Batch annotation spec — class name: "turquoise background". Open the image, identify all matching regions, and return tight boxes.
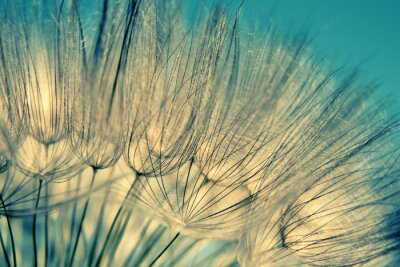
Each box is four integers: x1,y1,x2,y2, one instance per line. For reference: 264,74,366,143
188,0,400,97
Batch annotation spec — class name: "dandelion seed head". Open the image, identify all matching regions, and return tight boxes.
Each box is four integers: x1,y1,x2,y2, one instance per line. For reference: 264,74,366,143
13,136,83,180
0,0,399,266
237,105,400,265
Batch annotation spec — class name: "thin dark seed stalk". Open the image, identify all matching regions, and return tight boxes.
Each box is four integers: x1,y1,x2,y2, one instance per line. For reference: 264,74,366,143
164,240,198,267
0,195,17,267
0,229,11,267
148,233,180,267
94,175,137,267
87,167,117,266
123,219,151,266
65,172,83,265
93,204,125,266
132,227,166,266
68,168,97,267
107,210,134,264
44,183,49,267
43,148,50,267
104,211,131,267
87,198,107,266
33,179,43,267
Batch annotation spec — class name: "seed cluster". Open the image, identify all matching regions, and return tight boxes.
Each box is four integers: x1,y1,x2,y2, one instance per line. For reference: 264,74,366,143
0,1,399,266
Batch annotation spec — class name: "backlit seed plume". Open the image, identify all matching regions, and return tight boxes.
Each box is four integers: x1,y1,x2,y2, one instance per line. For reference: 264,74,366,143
119,1,400,244
0,0,399,266
1,1,83,180
237,106,400,266
70,0,134,170
124,1,209,176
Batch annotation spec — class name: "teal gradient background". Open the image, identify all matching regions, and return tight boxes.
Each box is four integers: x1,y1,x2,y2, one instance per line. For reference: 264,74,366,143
188,0,400,96
249,0,400,96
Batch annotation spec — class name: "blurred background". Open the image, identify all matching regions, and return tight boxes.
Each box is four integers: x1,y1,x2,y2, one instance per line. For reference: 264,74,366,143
187,0,400,97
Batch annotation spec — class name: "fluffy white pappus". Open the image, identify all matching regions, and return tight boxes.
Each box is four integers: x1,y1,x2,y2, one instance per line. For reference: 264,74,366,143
0,0,399,266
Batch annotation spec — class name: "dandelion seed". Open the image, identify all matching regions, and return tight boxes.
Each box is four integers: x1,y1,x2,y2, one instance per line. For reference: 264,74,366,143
0,0,399,266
